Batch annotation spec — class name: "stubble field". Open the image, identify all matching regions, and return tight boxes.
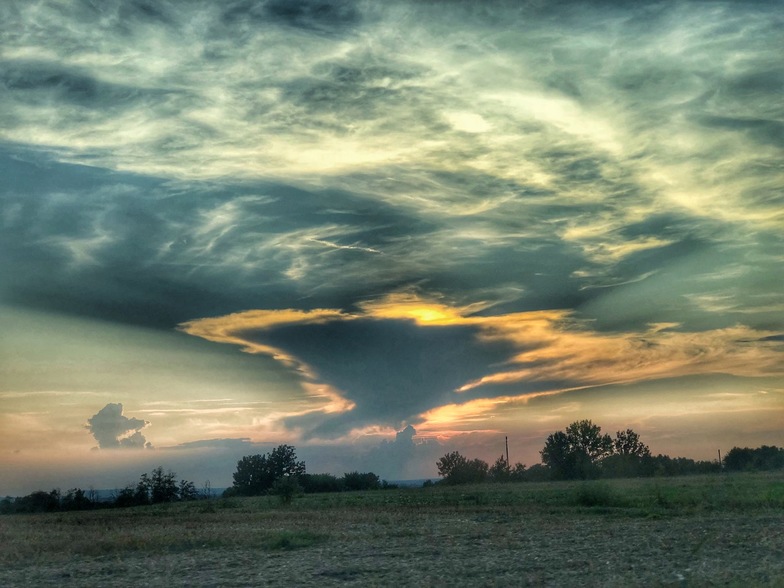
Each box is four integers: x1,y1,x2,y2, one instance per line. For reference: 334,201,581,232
2,473,783,587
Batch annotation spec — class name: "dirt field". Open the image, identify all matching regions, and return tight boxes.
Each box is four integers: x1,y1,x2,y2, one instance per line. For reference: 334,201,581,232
2,476,783,586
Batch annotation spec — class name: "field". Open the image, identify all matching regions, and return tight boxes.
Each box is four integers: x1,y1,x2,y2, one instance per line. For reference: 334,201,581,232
2,473,783,587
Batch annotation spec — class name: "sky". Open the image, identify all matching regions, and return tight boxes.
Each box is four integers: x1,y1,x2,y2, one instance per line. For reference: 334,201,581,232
1,0,782,496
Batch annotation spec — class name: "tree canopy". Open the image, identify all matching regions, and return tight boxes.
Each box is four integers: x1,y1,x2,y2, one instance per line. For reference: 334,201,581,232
540,420,614,479
231,444,306,496
436,451,489,485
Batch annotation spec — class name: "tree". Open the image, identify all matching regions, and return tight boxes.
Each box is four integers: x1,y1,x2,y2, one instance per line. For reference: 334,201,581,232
488,455,511,482
602,429,653,478
437,451,469,479
299,473,343,493
724,445,784,471
13,490,60,513
149,466,179,504
541,431,581,480
232,445,306,496
509,462,528,482
436,451,488,485
134,474,151,505
178,479,199,501
61,488,93,511
540,420,613,479
342,471,381,491
566,420,614,462
271,475,303,505
613,429,651,457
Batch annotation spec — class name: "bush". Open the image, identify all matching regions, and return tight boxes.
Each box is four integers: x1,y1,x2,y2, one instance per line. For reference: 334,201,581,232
271,476,303,505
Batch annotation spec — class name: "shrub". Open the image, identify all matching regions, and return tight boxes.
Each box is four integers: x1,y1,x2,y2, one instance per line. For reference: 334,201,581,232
271,476,303,505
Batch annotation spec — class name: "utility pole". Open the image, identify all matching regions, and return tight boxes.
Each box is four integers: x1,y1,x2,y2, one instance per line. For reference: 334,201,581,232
505,436,509,465
718,449,722,471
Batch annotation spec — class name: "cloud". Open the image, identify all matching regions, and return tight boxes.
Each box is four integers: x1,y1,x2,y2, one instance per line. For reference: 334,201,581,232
1,0,782,470
86,403,151,449
179,293,784,438
358,425,444,480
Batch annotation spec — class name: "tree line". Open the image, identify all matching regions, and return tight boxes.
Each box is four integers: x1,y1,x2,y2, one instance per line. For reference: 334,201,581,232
223,444,394,501
4,427,782,513
0,466,205,515
1,445,391,514
436,419,784,485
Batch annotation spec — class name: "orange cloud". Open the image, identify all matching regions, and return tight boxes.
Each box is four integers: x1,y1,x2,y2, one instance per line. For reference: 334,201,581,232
179,293,784,436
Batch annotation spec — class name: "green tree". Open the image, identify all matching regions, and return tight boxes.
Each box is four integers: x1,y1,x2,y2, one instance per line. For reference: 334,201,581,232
232,445,306,496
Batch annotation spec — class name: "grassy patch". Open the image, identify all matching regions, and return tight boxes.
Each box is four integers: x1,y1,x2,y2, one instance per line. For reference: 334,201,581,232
572,481,624,508
261,530,328,551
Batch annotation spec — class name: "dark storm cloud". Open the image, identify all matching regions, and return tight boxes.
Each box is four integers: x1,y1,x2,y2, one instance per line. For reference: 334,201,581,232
255,318,518,436
86,403,151,449
0,149,443,325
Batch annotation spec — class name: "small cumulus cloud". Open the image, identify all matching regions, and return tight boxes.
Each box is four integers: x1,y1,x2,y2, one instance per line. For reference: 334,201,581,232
86,403,151,449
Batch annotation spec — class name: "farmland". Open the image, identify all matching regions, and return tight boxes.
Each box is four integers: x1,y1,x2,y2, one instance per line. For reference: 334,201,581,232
2,472,783,586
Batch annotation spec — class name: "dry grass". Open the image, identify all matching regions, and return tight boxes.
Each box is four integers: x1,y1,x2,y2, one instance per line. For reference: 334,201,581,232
1,473,783,586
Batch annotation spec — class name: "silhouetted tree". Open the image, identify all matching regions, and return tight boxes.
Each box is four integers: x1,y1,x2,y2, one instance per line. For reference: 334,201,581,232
61,488,93,511
150,466,179,504
522,463,551,482
488,455,511,482
509,462,528,482
134,473,151,505
114,467,194,507
436,451,488,484
299,473,344,493
342,471,381,491
541,420,613,479
232,445,306,496
724,445,784,471
13,490,61,513
437,451,468,479
614,429,651,457
649,454,720,476
178,479,199,501
114,486,136,508
600,429,653,478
